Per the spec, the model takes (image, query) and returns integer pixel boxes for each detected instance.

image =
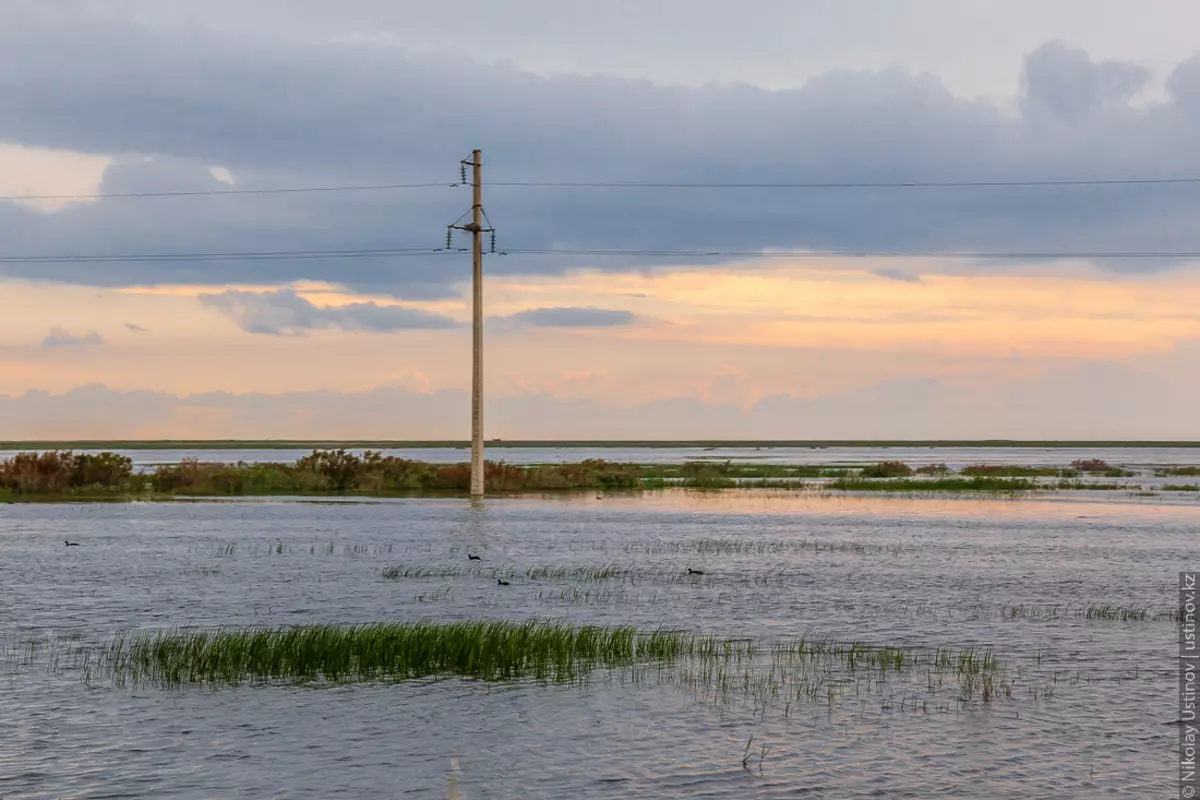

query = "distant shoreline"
[2,439,1200,451]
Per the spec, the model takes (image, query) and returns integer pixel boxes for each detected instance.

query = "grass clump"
[827,476,1039,492]
[859,461,913,478]
[1159,466,1200,477]
[1070,459,1135,477]
[1163,484,1200,492]
[98,619,698,688]
[1084,604,1151,622]
[961,464,1074,478]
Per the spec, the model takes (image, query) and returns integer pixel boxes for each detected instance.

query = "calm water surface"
[0,489,1191,798]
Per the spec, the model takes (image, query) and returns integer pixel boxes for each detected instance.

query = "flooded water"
[0,489,1189,798]
[4,443,1200,470]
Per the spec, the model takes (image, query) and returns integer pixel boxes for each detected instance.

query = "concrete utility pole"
[447,150,494,498]
[469,150,484,498]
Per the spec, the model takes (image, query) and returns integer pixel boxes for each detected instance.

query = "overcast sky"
[2,1,1200,438]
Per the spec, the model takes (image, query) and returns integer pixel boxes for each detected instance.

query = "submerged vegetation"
[379,562,789,586]
[94,619,696,686]
[826,475,1042,492]
[0,450,1166,500]
[27,618,1017,715]
[1158,466,1200,477]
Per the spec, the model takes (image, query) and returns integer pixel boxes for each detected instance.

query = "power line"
[7,175,1200,202]
[490,177,1200,189]
[501,248,1200,260]
[0,182,462,202]
[0,247,454,264]
[1,246,1199,265]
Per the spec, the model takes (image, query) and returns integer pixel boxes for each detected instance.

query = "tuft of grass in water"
[687,537,904,556]
[95,619,706,688]
[1163,484,1200,492]
[1070,459,1136,477]
[17,621,1025,716]
[827,476,1040,492]
[1084,604,1152,622]
[1159,466,1200,477]
[859,461,914,478]
[78,620,1013,698]
[961,464,1076,478]
[378,562,789,586]
[381,565,463,579]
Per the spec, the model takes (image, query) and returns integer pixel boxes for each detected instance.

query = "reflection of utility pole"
[447,150,494,498]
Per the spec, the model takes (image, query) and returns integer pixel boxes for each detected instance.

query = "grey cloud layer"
[41,328,104,347]
[4,10,1200,296]
[199,288,460,334]
[503,307,637,328]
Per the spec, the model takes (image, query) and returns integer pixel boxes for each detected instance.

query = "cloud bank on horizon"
[5,337,1200,440]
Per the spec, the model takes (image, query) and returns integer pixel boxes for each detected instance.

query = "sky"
[3,0,1200,439]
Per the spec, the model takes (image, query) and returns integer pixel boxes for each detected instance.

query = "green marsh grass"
[827,476,1041,492]
[378,562,790,586]
[94,619,711,688]
[1,448,1149,498]
[961,464,1077,478]
[83,621,1012,706]
[1159,466,1200,477]
[14,622,1040,716]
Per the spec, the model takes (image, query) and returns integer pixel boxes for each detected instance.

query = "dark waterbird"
[64,540,80,547]
[467,554,481,561]
[497,579,510,586]
[687,568,705,576]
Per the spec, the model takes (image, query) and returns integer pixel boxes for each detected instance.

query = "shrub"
[0,450,134,494]
[860,461,913,478]
[296,449,363,492]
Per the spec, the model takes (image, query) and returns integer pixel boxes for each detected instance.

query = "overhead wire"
[0,182,462,202]
[7,175,1200,202]
[488,177,1200,189]
[0,247,1198,265]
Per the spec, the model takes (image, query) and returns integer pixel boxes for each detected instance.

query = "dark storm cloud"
[198,288,460,335]
[503,307,637,328]
[3,8,1200,296]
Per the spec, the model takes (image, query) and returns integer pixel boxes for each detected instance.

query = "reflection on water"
[0,489,1189,798]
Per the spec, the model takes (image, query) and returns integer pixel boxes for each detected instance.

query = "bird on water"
[467,554,481,561]
[64,540,80,547]
[497,579,510,586]
[687,568,705,575]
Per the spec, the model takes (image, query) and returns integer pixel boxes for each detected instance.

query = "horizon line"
[2,439,1200,450]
